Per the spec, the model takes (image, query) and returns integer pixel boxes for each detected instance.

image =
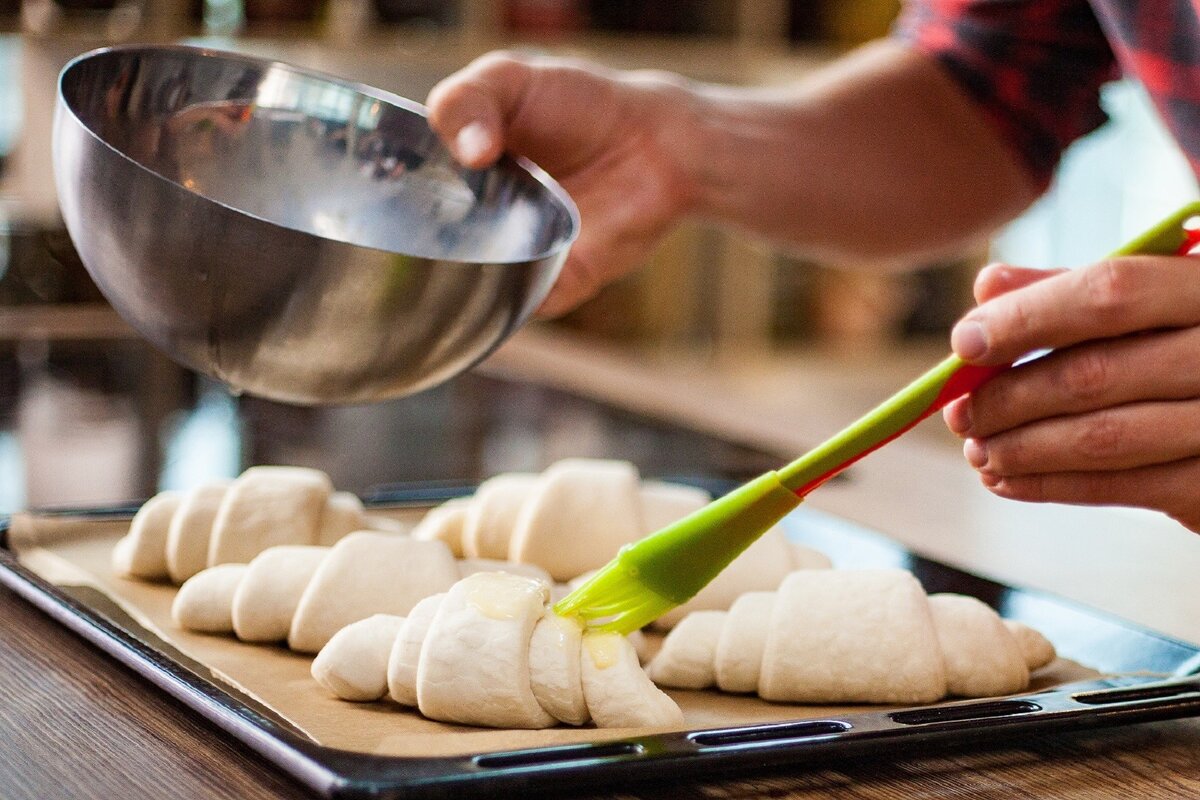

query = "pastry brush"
[554,201,1200,634]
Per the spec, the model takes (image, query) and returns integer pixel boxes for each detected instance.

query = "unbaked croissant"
[150,459,830,647]
[310,572,683,729]
[171,531,553,653]
[112,466,382,585]
[648,568,1056,704]
[410,458,832,626]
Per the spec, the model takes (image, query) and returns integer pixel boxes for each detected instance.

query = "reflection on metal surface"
[53,45,578,405]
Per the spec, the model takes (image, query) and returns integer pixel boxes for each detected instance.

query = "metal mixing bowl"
[53,45,578,405]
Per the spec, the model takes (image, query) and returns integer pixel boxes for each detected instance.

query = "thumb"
[426,52,533,169]
[952,263,1064,364]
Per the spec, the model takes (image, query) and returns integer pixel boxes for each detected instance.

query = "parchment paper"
[9,514,1101,758]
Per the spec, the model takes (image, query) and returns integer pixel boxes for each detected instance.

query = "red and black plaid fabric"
[895,1,1200,189]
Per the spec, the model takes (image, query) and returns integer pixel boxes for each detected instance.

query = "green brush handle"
[618,471,802,604]
[614,200,1200,609]
[775,354,996,495]
[778,199,1200,496]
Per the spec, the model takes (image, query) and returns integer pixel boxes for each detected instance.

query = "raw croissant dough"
[411,458,832,625]
[114,466,378,584]
[173,532,555,653]
[311,572,684,730]
[648,569,1056,704]
[132,459,829,636]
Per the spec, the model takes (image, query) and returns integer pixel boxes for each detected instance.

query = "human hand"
[942,257,1200,531]
[426,52,695,316]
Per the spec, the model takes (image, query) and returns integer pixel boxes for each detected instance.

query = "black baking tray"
[3,491,1200,800]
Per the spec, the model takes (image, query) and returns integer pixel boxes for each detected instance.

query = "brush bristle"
[553,559,679,635]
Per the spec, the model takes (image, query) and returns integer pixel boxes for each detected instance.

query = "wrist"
[645,78,784,228]
[617,70,710,227]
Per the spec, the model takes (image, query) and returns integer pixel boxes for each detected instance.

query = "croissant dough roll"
[386,593,446,707]
[289,532,458,653]
[232,545,329,642]
[457,558,552,584]
[646,610,726,689]
[637,480,710,534]
[528,613,589,726]
[759,569,947,704]
[315,491,367,547]
[509,459,643,582]
[714,591,775,693]
[207,467,332,567]
[172,564,249,633]
[1004,619,1057,671]
[417,572,556,729]
[462,474,538,560]
[790,542,833,571]
[411,497,471,557]
[312,614,406,702]
[165,482,231,584]
[113,491,184,580]
[929,594,1029,697]
[581,632,685,729]
[315,573,683,729]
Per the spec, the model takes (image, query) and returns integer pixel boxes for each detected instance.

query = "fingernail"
[942,399,972,435]
[455,122,492,165]
[952,320,989,361]
[964,438,988,468]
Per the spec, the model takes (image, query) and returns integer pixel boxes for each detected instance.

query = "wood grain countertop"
[4,325,1200,799]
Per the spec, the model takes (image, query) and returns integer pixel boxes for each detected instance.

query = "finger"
[978,457,1200,533]
[942,395,970,437]
[972,263,1064,304]
[426,52,533,168]
[964,398,1200,475]
[535,251,605,318]
[950,255,1200,365]
[961,326,1200,438]
[534,148,682,317]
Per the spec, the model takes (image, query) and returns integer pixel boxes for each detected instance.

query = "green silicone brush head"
[553,471,801,634]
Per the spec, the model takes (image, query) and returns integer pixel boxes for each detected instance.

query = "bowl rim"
[55,42,581,267]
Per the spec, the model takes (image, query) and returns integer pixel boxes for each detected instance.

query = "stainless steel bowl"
[53,45,578,405]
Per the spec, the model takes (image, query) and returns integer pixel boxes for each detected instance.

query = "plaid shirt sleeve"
[894,0,1119,190]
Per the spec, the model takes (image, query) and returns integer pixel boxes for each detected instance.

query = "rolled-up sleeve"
[894,0,1118,190]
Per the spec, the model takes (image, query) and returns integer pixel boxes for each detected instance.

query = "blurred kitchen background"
[0,0,1196,513]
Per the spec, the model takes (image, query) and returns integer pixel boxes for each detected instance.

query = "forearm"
[666,40,1040,269]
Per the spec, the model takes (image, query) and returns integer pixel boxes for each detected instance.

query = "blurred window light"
[992,80,1200,269]
[203,0,243,34]
[161,384,242,491]
[0,431,25,514]
[0,37,22,162]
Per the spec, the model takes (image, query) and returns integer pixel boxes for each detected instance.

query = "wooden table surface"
[5,329,1200,798]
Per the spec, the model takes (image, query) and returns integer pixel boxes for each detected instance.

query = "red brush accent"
[794,363,1010,497]
[793,422,922,497]
[1177,227,1200,255]
[933,363,1008,408]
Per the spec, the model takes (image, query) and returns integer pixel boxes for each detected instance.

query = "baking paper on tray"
[11,522,1100,759]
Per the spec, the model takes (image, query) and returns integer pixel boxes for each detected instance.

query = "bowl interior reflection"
[60,52,576,264]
